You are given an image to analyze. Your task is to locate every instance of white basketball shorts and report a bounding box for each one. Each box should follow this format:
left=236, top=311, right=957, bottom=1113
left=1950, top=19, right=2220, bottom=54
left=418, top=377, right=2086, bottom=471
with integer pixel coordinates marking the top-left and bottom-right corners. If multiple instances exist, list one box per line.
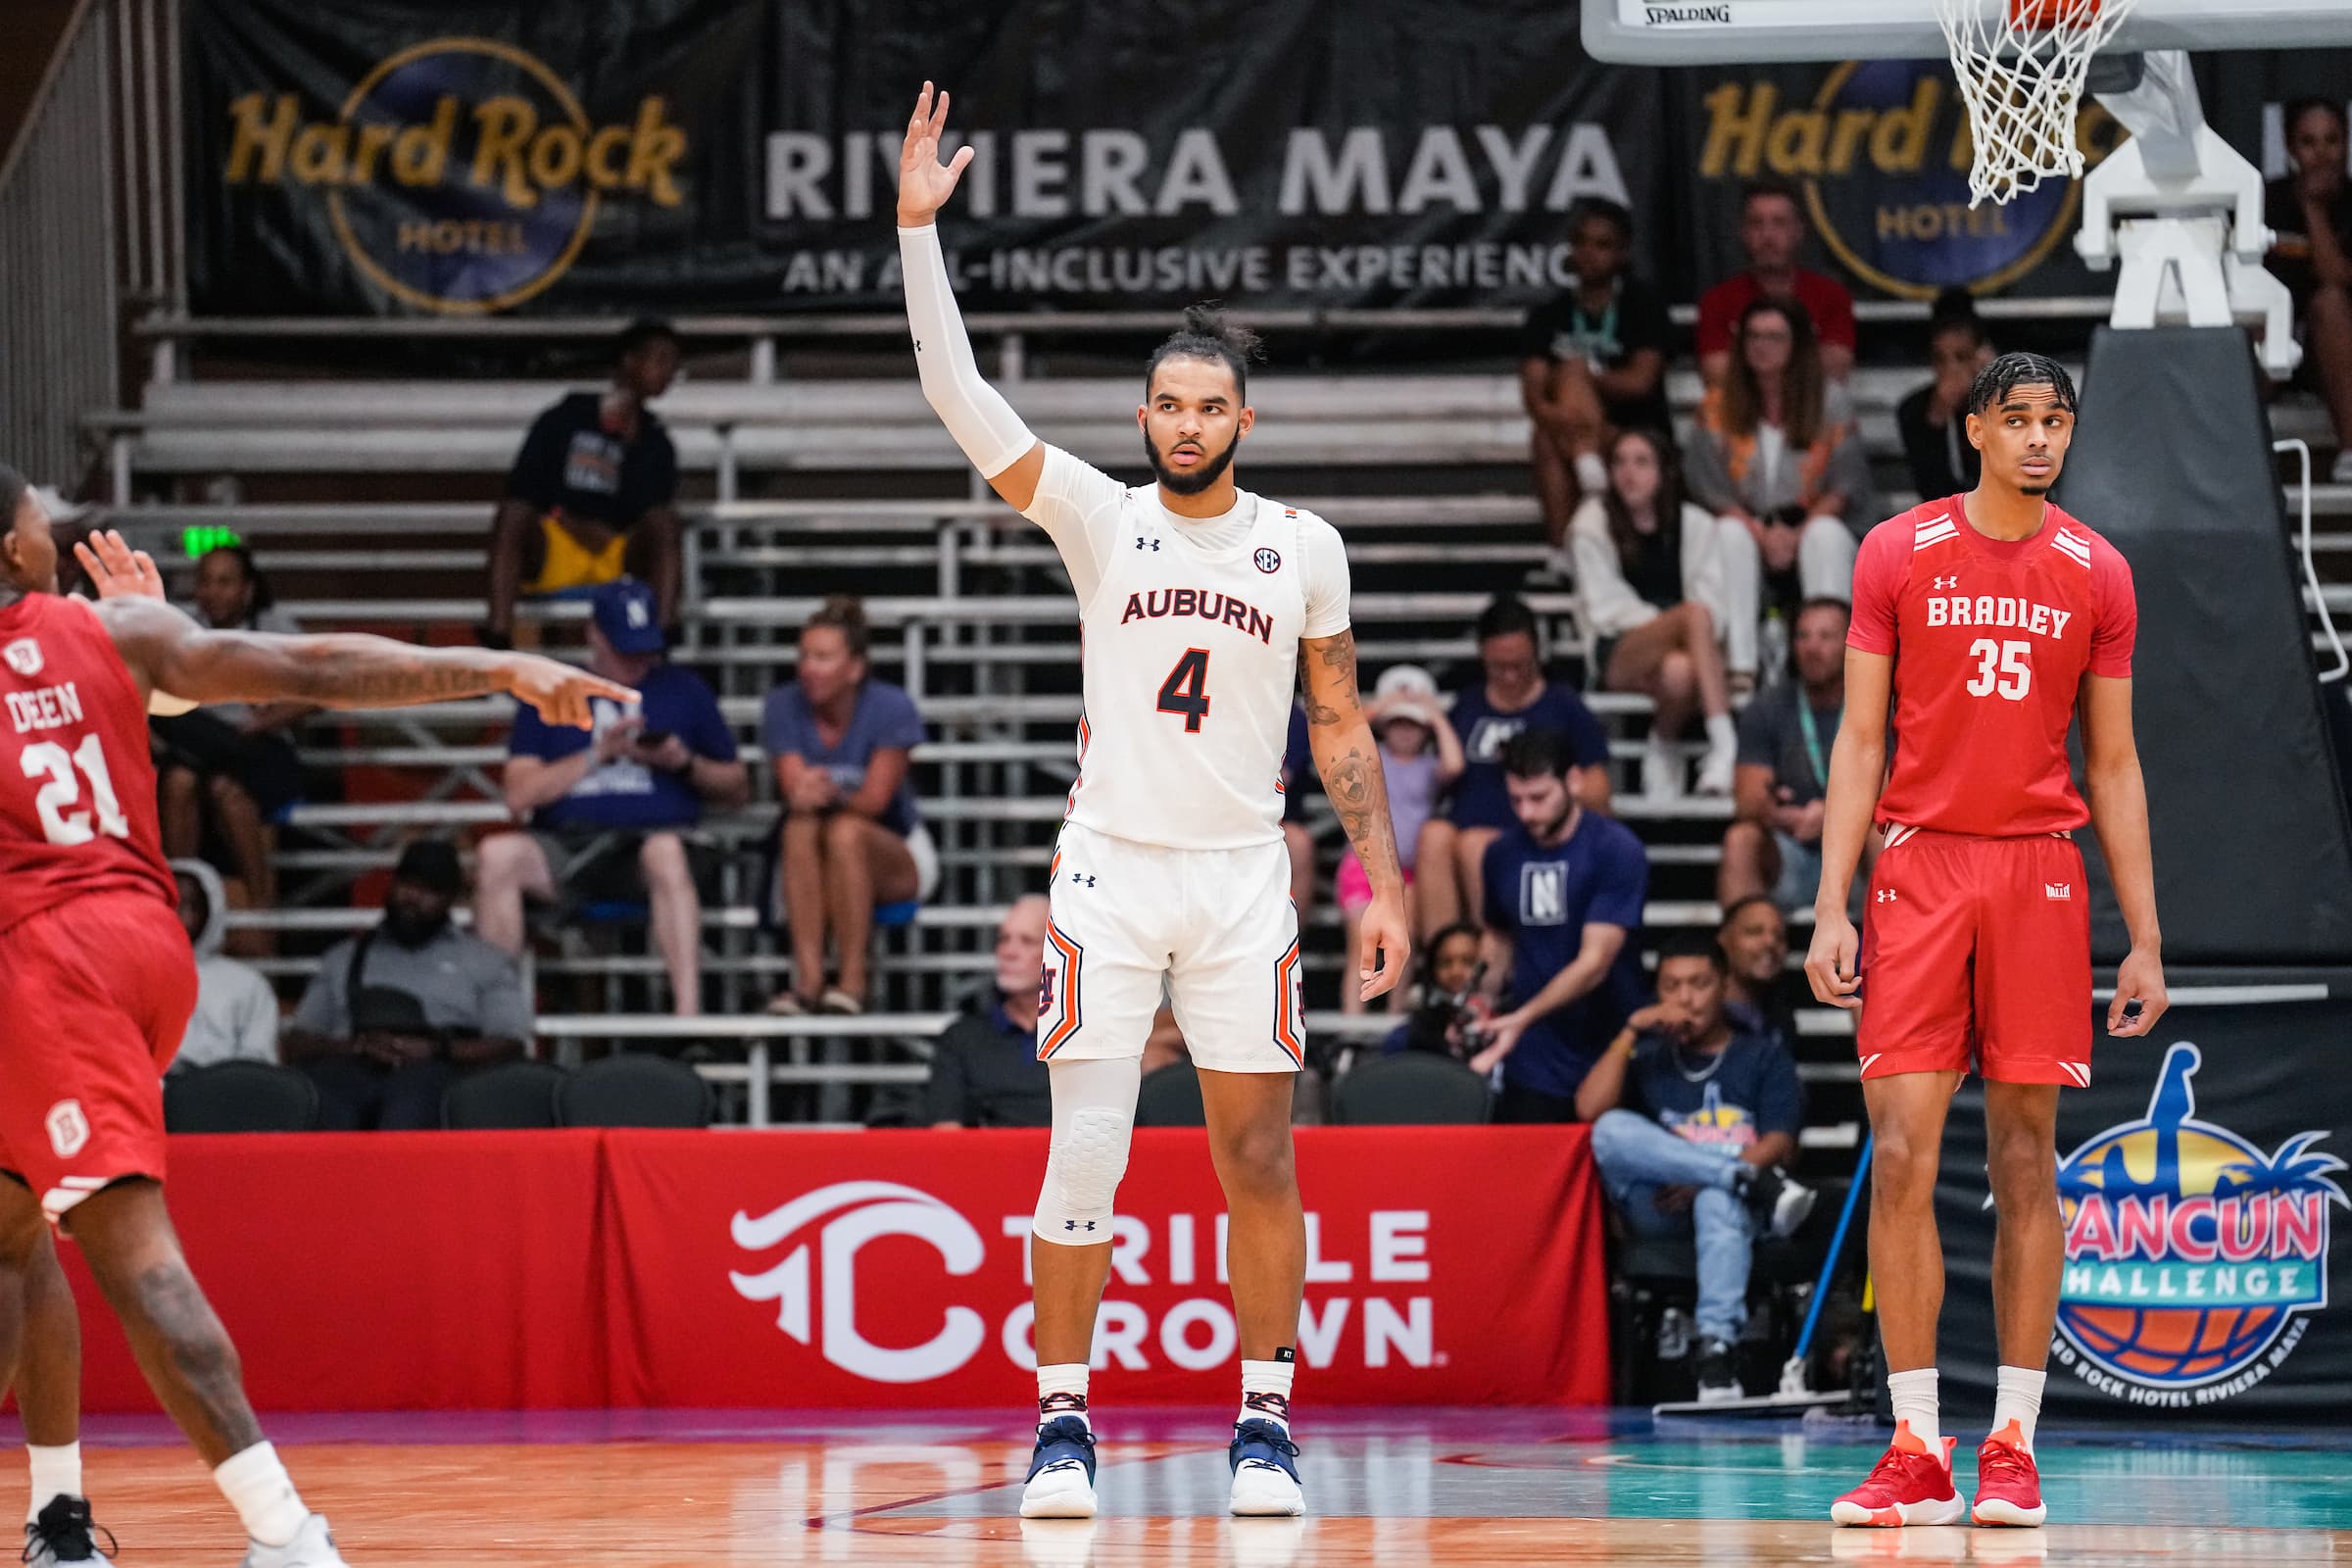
left=1036, top=821, right=1304, bottom=1074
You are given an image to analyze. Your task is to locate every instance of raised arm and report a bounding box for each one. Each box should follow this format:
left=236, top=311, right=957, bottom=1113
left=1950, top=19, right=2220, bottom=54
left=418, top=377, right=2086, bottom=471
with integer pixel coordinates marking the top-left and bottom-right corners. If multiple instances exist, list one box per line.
left=897, top=81, right=1045, bottom=510
left=93, top=595, right=634, bottom=728
left=1802, top=647, right=1891, bottom=1007
left=1301, top=629, right=1410, bottom=1001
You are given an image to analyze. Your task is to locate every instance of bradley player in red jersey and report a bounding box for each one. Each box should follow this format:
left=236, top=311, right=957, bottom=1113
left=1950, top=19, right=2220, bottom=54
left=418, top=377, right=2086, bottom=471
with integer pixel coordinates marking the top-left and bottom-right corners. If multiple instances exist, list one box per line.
left=1802, top=357, right=2168, bottom=1530
left=0, top=467, right=632, bottom=1568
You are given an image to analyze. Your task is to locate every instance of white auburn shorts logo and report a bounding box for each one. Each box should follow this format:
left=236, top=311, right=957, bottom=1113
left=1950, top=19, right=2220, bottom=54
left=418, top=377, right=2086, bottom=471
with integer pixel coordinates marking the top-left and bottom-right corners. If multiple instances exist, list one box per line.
left=45, top=1100, right=89, bottom=1159
left=728, top=1181, right=986, bottom=1384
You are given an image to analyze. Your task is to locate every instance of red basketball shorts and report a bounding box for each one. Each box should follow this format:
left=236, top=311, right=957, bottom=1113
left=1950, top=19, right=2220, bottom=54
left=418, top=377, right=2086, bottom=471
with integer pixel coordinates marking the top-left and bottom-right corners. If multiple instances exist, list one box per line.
left=0, top=892, right=197, bottom=1223
left=1856, top=826, right=2092, bottom=1087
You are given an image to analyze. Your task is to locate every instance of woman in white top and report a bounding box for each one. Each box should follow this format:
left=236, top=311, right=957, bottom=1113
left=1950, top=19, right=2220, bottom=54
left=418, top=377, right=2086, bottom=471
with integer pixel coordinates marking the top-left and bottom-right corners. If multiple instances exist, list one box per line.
left=1570, top=427, right=1754, bottom=798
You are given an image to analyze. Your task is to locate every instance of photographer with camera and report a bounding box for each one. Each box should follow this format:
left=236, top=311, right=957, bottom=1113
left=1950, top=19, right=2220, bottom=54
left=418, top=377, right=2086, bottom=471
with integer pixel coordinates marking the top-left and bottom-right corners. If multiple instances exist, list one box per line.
left=472, top=579, right=748, bottom=1018
left=1382, top=923, right=1493, bottom=1059
left=1577, top=932, right=1814, bottom=1402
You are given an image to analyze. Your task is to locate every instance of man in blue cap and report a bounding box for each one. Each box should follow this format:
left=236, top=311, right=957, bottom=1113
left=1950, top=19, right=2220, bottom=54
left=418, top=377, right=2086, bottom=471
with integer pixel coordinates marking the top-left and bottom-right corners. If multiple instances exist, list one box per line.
left=472, top=578, right=747, bottom=1016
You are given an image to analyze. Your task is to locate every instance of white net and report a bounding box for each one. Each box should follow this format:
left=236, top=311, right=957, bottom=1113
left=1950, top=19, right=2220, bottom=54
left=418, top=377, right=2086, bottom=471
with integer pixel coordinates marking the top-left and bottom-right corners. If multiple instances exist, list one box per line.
left=1935, top=0, right=2141, bottom=207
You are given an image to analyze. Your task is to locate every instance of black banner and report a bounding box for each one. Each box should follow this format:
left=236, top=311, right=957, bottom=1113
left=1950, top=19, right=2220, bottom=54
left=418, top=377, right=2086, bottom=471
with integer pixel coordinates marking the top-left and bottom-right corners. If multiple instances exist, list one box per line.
left=182, top=3, right=2352, bottom=318
left=1937, top=977, right=2352, bottom=1421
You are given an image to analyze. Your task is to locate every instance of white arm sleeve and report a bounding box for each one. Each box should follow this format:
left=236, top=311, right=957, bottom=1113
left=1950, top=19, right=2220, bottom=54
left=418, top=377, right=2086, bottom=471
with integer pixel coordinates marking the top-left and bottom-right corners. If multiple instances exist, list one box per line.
left=899, top=222, right=1036, bottom=478
left=1021, top=446, right=1128, bottom=607
left=1297, top=513, right=1353, bottom=640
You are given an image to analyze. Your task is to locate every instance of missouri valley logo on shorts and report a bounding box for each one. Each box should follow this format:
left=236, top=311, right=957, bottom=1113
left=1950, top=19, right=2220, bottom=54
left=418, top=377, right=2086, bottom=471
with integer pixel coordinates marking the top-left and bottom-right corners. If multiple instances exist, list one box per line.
left=45, top=1100, right=89, bottom=1159
left=2050, top=1042, right=2345, bottom=1407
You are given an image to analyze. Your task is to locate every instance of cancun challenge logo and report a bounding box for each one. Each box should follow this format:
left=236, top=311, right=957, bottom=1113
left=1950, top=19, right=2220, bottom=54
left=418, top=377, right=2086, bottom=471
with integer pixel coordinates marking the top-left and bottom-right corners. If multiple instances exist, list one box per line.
left=2051, top=1043, right=2346, bottom=1406
left=221, top=37, right=687, bottom=313
left=1696, top=61, right=2124, bottom=298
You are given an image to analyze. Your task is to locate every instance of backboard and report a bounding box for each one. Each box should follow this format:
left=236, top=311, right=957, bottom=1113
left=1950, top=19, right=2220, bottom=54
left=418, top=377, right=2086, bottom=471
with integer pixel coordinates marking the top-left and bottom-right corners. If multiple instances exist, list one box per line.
left=1585, top=0, right=2352, bottom=65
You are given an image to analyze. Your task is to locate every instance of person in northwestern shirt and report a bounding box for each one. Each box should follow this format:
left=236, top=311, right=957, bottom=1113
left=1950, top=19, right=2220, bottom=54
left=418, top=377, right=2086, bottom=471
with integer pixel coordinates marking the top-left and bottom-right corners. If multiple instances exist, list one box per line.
left=1416, top=594, right=1610, bottom=940
left=1470, top=726, right=1650, bottom=1121
left=473, top=578, right=749, bottom=1018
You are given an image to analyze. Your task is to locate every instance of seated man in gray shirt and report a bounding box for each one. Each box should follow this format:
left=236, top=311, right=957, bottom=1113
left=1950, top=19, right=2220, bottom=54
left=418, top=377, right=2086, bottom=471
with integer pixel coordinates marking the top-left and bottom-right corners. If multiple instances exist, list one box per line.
left=926, top=895, right=1052, bottom=1128
left=284, top=842, right=533, bottom=1130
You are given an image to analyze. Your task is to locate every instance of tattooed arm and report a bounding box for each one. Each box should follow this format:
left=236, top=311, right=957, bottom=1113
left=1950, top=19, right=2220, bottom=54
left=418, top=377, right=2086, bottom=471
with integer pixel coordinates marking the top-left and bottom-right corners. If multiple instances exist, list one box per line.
left=1301, top=628, right=1411, bottom=1001
left=94, top=596, right=635, bottom=728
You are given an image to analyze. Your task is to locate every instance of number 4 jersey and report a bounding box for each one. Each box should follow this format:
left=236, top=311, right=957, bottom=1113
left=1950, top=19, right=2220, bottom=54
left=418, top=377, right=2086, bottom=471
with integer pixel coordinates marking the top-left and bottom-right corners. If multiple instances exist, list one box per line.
left=1848, top=498, right=2136, bottom=838
left=1022, top=447, right=1351, bottom=851
left=0, top=594, right=175, bottom=930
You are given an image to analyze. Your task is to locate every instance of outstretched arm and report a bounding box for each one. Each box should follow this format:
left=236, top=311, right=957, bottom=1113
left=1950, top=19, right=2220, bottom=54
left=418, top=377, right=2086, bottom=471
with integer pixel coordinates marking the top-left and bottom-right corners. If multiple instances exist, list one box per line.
left=1302, top=629, right=1410, bottom=1001
left=897, top=81, right=1045, bottom=510
left=93, top=596, right=635, bottom=728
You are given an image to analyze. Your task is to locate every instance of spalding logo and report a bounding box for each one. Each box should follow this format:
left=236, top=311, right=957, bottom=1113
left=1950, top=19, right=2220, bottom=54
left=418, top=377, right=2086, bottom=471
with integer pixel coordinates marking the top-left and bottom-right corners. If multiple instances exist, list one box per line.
left=221, top=37, right=687, bottom=314
left=728, top=1181, right=987, bottom=1384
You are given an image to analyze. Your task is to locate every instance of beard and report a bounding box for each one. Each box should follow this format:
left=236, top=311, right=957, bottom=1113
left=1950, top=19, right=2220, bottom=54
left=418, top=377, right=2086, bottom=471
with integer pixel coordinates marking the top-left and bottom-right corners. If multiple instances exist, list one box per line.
left=383, top=906, right=451, bottom=948
left=1145, top=428, right=1240, bottom=497
left=1531, top=796, right=1576, bottom=843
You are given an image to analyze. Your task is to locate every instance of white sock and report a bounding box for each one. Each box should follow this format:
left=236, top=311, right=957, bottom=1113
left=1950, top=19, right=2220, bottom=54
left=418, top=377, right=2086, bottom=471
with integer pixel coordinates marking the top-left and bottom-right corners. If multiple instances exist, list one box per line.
left=1992, top=1365, right=2045, bottom=1452
left=1574, top=451, right=1610, bottom=494
left=1704, top=713, right=1738, bottom=754
left=213, top=1441, right=309, bottom=1549
left=1886, top=1367, right=1940, bottom=1455
left=1240, top=1354, right=1296, bottom=1432
left=25, top=1442, right=79, bottom=1521
left=1036, top=1362, right=1091, bottom=1430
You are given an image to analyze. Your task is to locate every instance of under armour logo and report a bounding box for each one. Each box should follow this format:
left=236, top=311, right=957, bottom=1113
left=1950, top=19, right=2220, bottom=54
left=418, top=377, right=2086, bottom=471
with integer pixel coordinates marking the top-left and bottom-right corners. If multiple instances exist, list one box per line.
left=1876, top=889, right=1898, bottom=904
left=1933, top=574, right=1961, bottom=590
left=1135, top=536, right=1160, bottom=551
left=1062, top=1219, right=1098, bottom=1232
left=1067, top=873, right=1097, bottom=888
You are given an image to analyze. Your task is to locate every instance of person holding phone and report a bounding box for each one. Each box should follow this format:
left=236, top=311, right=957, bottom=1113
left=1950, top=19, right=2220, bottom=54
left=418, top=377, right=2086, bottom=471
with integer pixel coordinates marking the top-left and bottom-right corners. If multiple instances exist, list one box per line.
left=472, top=578, right=749, bottom=1017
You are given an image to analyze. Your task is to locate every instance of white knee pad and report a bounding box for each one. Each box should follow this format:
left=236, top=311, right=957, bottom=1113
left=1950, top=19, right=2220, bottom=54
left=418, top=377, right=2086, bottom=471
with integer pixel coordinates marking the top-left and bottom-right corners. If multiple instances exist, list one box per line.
left=1033, top=1057, right=1141, bottom=1244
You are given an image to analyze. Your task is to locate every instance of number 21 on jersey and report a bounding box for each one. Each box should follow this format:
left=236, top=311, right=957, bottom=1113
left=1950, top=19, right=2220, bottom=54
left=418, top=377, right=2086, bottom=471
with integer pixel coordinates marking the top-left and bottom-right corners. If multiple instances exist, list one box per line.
left=1965, top=638, right=2032, bottom=702
left=22, top=733, right=129, bottom=846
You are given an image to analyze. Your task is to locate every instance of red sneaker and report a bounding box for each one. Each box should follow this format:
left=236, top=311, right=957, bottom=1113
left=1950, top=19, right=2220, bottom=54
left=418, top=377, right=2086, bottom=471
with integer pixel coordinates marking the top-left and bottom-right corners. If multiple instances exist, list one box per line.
left=1830, top=1422, right=1965, bottom=1526
left=1971, top=1422, right=2047, bottom=1527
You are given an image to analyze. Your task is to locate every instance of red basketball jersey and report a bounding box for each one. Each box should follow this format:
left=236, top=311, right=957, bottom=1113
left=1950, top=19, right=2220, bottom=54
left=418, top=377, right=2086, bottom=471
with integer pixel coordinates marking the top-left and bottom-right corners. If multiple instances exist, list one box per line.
left=0, top=594, right=176, bottom=932
left=1848, top=497, right=2136, bottom=838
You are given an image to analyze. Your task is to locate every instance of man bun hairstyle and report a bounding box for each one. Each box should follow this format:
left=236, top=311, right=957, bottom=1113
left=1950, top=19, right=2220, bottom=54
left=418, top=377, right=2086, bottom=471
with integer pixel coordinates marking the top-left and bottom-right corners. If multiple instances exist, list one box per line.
left=1967, top=351, right=2078, bottom=418
left=1147, top=304, right=1264, bottom=402
left=807, top=592, right=871, bottom=659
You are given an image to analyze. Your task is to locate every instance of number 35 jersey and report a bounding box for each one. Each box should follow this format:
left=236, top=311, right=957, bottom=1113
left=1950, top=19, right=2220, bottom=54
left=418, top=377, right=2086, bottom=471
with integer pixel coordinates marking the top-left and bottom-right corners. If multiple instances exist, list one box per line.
left=0, top=593, right=175, bottom=933
left=1848, top=498, right=2136, bottom=838
left=1021, top=446, right=1352, bottom=851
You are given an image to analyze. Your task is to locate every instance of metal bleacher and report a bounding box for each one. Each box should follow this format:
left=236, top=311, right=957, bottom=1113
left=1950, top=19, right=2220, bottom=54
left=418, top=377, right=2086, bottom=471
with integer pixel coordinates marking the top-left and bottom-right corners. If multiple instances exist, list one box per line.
left=91, top=324, right=2350, bottom=1124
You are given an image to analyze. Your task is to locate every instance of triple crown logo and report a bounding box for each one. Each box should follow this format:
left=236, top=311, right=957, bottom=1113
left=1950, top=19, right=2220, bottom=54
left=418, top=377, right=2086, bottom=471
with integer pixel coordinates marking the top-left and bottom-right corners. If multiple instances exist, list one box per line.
left=222, top=37, right=687, bottom=314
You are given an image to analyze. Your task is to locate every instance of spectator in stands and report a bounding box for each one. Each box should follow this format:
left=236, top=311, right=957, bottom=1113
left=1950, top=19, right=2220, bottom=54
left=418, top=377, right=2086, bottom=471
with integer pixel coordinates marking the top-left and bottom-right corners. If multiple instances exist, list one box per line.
left=1717, top=894, right=1795, bottom=1049
left=151, top=544, right=310, bottom=918
left=168, top=859, right=277, bottom=1073
left=282, top=842, right=531, bottom=1130
left=1417, top=596, right=1611, bottom=936
left=1695, top=178, right=1858, bottom=386
left=1719, top=598, right=1850, bottom=915
left=1522, top=198, right=1675, bottom=549
left=1572, top=427, right=1752, bottom=802
left=1382, top=921, right=1491, bottom=1058
left=2266, top=98, right=2352, bottom=483
left=1684, top=299, right=1873, bottom=607
left=1897, top=289, right=1993, bottom=503
left=486, top=318, right=684, bottom=647
left=1468, top=727, right=1649, bottom=1121
left=764, top=594, right=934, bottom=1015
left=1340, top=664, right=1463, bottom=1012
left=926, top=895, right=1053, bottom=1127
left=474, top=579, right=747, bottom=1016
left=1283, top=701, right=1319, bottom=930
left=1577, top=932, right=1813, bottom=1401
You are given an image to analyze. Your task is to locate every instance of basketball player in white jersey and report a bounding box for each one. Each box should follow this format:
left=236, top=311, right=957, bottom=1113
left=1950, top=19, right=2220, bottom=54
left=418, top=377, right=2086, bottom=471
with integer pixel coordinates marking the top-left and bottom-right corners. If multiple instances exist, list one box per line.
left=898, top=84, right=1411, bottom=1519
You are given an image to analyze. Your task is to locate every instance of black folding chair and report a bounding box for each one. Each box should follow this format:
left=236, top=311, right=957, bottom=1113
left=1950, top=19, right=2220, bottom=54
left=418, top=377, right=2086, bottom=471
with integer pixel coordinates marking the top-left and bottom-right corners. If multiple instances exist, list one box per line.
left=1329, top=1051, right=1493, bottom=1126
left=163, top=1061, right=319, bottom=1133
left=555, top=1053, right=712, bottom=1128
left=442, top=1059, right=567, bottom=1130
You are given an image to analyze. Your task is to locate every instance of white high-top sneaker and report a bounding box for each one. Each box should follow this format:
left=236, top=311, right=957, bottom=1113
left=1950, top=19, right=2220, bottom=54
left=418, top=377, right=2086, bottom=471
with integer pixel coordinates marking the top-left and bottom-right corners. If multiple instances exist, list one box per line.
left=239, top=1514, right=349, bottom=1568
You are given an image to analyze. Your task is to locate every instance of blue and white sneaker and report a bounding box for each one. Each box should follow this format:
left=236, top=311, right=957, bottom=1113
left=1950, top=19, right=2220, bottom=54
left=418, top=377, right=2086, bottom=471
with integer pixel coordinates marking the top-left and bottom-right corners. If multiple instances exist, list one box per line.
left=1227, top=1417, right=1303, bottom=1516
left=1020, top=1414, right=1099, bottom=1518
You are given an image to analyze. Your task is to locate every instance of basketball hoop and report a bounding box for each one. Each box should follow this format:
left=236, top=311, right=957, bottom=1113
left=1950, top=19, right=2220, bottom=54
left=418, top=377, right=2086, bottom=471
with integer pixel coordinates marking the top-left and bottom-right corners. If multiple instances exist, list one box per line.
left=1935, top=0, right=2141, bottom=206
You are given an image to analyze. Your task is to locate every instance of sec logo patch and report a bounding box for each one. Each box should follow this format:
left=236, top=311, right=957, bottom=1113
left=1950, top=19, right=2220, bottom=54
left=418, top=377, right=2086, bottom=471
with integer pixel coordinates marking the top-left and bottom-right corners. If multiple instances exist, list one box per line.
left=1253, top=548, right=1282, bottom=574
